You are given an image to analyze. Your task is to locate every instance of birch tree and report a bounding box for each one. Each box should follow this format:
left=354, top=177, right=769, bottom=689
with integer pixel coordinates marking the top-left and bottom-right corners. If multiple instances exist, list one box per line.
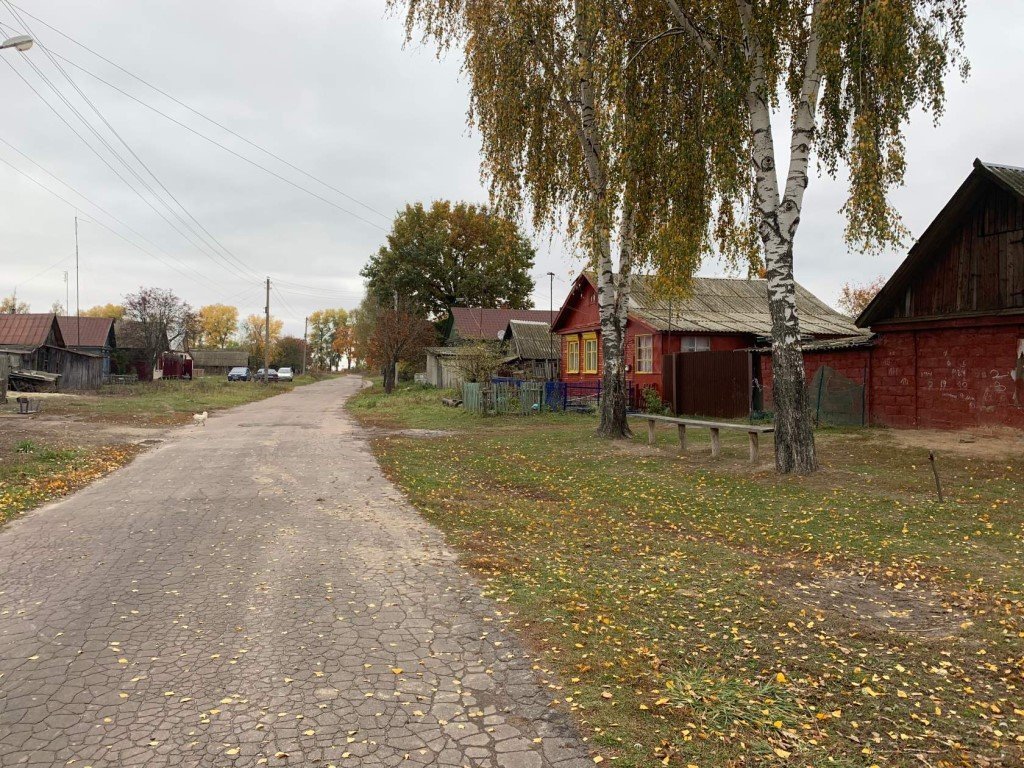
left=629, top=0, right=967, bottom=472
left=392, top=0, right=643, bottom=437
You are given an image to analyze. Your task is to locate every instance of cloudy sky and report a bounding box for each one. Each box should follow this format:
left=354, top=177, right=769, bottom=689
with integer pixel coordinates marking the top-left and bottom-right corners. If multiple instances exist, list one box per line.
left=1, top=1, right=1020, bottom=337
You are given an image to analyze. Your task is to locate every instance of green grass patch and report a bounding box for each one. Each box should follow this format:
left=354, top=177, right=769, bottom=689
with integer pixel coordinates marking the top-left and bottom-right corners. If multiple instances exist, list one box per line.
left=348, top=383, right=1024, bottom=767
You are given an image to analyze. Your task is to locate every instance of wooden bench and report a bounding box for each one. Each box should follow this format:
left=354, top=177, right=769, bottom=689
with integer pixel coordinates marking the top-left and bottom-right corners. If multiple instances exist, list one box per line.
left=627, top=413, right=775, bottom=462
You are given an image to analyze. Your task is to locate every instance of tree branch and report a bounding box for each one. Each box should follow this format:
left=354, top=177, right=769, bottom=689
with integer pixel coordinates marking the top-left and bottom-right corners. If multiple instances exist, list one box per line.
left=665, top=0, right=724, bottom=65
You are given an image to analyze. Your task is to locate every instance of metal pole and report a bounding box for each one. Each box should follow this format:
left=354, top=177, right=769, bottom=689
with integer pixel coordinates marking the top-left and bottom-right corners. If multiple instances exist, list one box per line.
left=74, top=216, right=80, bottom=346
left=264, top=277, right=270, bottom=386
left=302, top=316, right=308, bottom=375
left=63, top=271, right=68, bottom=316
left=547, top=271, right=555, bottom=380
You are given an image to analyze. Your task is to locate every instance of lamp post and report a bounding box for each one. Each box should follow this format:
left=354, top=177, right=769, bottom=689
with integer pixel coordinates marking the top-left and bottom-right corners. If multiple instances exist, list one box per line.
left=0, top=35, right=33, bottom=52
left=546, top=271, right=555, bottom=380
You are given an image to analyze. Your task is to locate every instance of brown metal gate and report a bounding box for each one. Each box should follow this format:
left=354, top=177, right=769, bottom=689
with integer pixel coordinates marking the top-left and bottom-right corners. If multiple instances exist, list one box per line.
left=662, top=351, right=752, bottom=418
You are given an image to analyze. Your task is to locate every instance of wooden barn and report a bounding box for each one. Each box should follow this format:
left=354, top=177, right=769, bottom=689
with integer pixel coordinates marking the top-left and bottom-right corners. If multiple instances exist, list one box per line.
left=190, top=348, right=248, bottom=377
left=501, top=320, right=559, bottom=380
left=0, top=313, right=104, bottom=391
left=57, top=316, right=116, bottom=376
left=552, top=273, right=862, bottom=409
left=759, top=159, right=1024, bottom=430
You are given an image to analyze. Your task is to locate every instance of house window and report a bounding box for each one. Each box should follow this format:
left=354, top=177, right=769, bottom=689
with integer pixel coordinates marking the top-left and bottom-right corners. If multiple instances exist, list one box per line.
left=635, top=334, right=653, bottom=373
left=566, top=337, right=580, bottom=374
left=681, top=336, right=711, bottom=352
left=583, top=334, right=598, bottom=374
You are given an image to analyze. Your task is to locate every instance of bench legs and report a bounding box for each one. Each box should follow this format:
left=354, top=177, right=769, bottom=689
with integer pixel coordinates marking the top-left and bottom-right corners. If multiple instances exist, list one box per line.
left=677, top=423, right=686, bottom=452
left=710, top=428, right=721, bottom=458
left=647, top=419, right=656, bottom=445
left=748, top=431, right=759, bottom=462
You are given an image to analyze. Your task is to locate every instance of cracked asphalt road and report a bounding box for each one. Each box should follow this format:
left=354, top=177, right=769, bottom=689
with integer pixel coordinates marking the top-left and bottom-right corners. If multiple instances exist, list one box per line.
left=0, top=376, right=592, bottom=768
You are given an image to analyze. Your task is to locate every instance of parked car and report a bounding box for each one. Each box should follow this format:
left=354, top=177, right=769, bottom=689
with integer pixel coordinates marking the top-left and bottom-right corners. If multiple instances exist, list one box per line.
left=227, top=367, right=251, bottom=381
left=253, top=368, right=279, bottom=381
left=277, top=367, right=294, bottom=382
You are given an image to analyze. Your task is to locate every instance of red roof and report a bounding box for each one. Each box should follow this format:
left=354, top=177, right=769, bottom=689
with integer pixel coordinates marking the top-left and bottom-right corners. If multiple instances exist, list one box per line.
left=450, top=307, right=553, bottom=341
left=57, top=316, right=115, bottom=348
left=0, top=313, right=62, bottom=348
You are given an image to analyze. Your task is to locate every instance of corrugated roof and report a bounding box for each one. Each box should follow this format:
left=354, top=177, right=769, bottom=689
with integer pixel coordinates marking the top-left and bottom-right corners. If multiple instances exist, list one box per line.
left=56, top=316, right=114, bottom=348
left=450, top=307, right=553, bottom=341
left=0, top=313, right=61, bottom=348
left=626, top=276, right=863, bottom=337
left=190, top=348, right=249, bottom=367
left=504, top=320, right=558, bottom=360
left=978, top=159, right=1024, bottom=198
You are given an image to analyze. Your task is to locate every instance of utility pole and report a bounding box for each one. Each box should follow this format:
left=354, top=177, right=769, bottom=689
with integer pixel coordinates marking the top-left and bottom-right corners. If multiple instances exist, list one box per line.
left=264, top=277, right=271, bottom=386
left=547, top=271, right=555, bottom=380
left=393, top=289, right=399, bottom=387
left=302, top=316, right=308, bottom=375
left=74, top=216, right=80, bottom=346
left=63, top=271, right=69, bottom=316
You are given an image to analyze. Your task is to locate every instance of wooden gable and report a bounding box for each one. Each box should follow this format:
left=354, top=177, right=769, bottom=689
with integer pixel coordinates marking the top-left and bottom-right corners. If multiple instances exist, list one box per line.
left=860, top=160, right=1024, bottom=326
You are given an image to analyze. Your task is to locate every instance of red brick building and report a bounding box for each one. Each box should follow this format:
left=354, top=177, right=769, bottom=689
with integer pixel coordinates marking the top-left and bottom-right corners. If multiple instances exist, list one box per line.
left=761, top=159, right=1024, bottom=430
left=552, top=273, right=861, bottom=405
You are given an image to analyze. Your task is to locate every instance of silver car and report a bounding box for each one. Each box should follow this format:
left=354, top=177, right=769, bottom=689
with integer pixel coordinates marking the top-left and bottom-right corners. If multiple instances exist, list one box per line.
left=277, top=367, right=294, bottom=382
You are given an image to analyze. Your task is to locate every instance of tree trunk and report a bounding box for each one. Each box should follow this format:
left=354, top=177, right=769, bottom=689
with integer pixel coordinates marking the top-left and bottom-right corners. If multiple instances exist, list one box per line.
left=383, top=364, right=396, bottom=393
left=764, top=237, right=816, bottom=473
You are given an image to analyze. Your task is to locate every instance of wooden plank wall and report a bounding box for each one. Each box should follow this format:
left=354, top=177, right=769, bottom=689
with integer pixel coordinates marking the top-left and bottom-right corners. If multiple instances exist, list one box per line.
left=896, top=186, right=1024, bottom=319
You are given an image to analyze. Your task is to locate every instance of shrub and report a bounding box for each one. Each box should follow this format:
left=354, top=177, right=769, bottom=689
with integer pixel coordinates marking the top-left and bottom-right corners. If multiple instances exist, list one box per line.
left=642, top=386, right=668, bottom=415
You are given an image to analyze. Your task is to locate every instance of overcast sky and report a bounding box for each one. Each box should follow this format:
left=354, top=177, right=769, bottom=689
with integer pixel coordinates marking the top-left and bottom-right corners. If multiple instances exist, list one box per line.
left=1, top=1, right=1021, bottom=337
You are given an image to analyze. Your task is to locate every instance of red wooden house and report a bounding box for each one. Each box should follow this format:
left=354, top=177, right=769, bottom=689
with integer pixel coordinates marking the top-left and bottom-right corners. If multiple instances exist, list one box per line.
left=551, top=273, right=862, bottom=405
left=760, top=159, right=1024, bottom=430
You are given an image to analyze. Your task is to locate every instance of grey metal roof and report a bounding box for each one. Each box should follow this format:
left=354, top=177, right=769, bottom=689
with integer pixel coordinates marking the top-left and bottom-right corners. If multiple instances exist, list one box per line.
left=190, top=348, right=249, bottom=367
left=503, top=320, right=558, bottom=360
left=977, top=159, right=1024, bottom=198
left=626, top=276, right=862, bottom=337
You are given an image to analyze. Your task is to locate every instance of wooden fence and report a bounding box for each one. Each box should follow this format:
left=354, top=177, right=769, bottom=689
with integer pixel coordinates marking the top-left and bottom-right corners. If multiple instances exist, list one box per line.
left=0, top=355, right=8, bottom=404
left=462, top=381, right=546, bottom=415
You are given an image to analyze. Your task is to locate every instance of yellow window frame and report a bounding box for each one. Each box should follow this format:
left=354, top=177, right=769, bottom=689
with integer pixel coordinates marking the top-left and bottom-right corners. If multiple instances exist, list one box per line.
left=566, top=337, right=580, bottom=374
left=583, top=333, right=598, bottom=374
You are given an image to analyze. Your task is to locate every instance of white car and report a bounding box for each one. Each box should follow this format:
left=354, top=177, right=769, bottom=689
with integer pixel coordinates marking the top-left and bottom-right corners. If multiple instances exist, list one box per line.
left=277, top=367, right=294, bottom=382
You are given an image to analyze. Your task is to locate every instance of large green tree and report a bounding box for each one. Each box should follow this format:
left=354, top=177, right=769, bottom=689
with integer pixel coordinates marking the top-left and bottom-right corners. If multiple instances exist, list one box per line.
left=361, top=201, right=536, bottom=321
left=308, top=308, right=349, bottom=370
left=624, top=0, right=967, bottom=472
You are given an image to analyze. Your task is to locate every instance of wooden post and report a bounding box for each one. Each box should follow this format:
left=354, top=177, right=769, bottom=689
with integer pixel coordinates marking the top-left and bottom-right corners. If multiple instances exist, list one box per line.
left=748, top=431, right=759, bottom=462
left=677, top=423, right=686, bottom=452
left=647, top=418, right=656, bottom=445
left=710, top=427, right=721, bottom=458
left=928, top=450, right=944, bottom=502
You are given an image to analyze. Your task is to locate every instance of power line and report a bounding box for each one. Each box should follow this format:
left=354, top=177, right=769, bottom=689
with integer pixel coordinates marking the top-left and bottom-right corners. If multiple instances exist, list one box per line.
left=0, top=153, right=230, bottom=293
left=9, top=3, right=393, bottom=225
left=0, top=135, right=227, bottom=291
left=1, top=5, right=260, bottom=284
left=0, top=54, right=253, bottom=285
left=35, top=44, right=390, bottom=234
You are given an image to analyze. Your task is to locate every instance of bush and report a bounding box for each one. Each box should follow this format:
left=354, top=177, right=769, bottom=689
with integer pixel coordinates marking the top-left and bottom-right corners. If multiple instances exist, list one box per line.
left=642, top=386, right=668, bottom=415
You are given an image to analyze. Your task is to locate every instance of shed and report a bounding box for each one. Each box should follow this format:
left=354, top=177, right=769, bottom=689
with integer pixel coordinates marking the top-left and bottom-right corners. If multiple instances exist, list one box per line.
left=57, top=316, right=116, bottom=376
left=501, top=320, right=559, bottom=380
left=113, top=319, right=169, bottom=381
left=189, top=348, right=248, bottom=377
left=0, top=313, right=103, bottom=390
left=424, top=346, right=473, bottom=389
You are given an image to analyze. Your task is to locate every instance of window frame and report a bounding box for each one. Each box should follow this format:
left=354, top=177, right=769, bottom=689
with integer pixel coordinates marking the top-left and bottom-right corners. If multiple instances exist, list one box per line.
left=681, top=335, right=712, bottom=353
left=635, top=334, right=654, bottom=373
left=583, top=333, right=598, bottom=374
left=566, top=336, right=580, bottom=374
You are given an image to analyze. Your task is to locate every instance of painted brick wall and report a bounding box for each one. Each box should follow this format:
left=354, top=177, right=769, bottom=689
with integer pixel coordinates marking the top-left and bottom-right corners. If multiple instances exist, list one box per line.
left=760, top=322, right=1024, bottom=429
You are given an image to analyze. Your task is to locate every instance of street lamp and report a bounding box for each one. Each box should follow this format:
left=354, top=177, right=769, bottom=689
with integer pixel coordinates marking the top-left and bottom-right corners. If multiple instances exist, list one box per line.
left=0, top=35, right=33, bottom=52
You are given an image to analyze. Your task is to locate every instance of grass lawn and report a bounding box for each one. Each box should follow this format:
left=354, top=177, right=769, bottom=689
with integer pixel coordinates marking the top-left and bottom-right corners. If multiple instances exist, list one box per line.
left=0, top=439, right=139, bottom=527
left=349, top=381, right=1023, bottom=768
